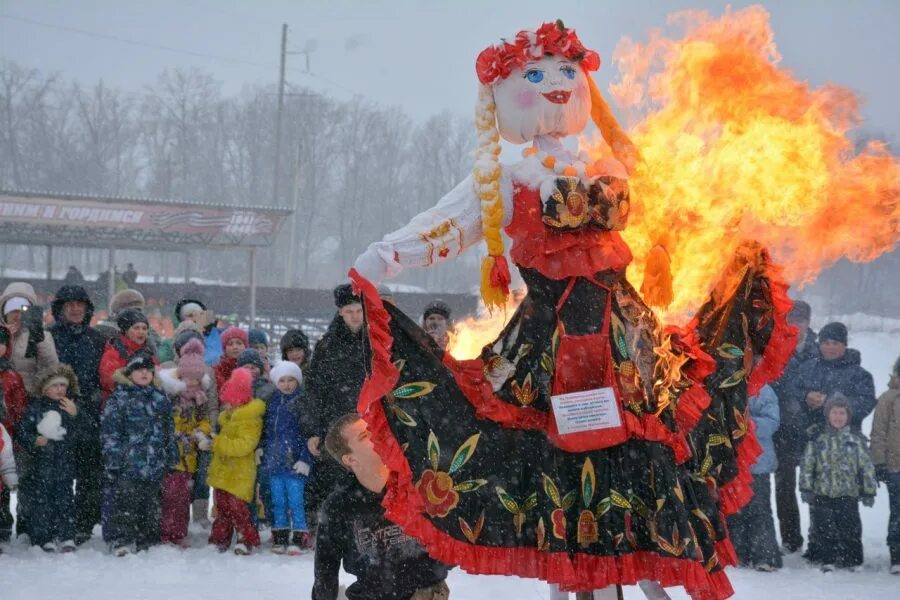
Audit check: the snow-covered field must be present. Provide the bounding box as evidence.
[3,329,898,600]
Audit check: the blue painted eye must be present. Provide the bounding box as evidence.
[560,66,576,80]
[525,69,544,83]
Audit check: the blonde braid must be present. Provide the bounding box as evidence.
[473,84,508,311]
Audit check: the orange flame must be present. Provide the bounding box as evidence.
[447,290,524,359]
[601,5,899,320]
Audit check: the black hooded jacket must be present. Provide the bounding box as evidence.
[300,314,368,441]
[48,285,107,418]
[793,347,877,435]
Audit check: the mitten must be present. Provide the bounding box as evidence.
[192,430,211,451]
[292,460,311,476]
[37,411,67,441]
[255,448,263,465]
[861,496,875,508]
[800,491,814,504]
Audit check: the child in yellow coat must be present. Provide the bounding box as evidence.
[207,367,265,554]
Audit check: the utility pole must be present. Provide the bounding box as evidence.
[285,142,301,287]
[272,23,288,207]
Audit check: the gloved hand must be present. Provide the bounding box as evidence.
[192,430,211,452]
[800,491,814,504]
[292,460,311,476]
[36,411,66,441]
[861,496,875,508]
[875,465,889,482]
[255,448,263,465]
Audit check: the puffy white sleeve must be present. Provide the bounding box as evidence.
[0,425,17,488]
[353,170,514,284]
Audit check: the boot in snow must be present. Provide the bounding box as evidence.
[233,540,252,555]
[271,529,289,554]
[192,499,211,528]
[288,530,311,555]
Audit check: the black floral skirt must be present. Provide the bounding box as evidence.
[349,243,795,600]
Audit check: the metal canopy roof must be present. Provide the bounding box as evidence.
[0,189,292,250]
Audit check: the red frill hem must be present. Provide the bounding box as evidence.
[350,269,735,600]
[719,419,763,516]
[509,231,634,280]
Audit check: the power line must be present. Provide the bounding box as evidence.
[0,12,363,96]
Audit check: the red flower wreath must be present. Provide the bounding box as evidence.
[476,20,601,85]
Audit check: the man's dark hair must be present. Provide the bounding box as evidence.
[324,413,362,466]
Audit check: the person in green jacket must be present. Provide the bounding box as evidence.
[800,393,877,571]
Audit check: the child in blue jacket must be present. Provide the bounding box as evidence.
[261,360,313,554]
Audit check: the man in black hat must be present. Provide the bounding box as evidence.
[770,300,819,553]
[794,321,876,435]
[300,284,368,535]
[48,285,108,544]
[422,300,452,351]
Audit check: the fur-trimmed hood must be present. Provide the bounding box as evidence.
[31,362,80,398]
[158,366,212,396]
[111,367,161,389]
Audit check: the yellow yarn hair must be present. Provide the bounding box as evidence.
[474,84,507,311]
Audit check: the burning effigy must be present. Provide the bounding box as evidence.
[349,8,898,600]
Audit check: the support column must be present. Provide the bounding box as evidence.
[249,247,258,327]
[46,245,53,280]
[184,252,192,284]
[107,247,116,308]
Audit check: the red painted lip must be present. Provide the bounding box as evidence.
[542,90,571,104]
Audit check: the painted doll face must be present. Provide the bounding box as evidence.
[492,56,591,144]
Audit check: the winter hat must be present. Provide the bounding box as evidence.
[220,326,248,350]
[270,360,303,386]
[423,300,451,321]
[178,337,206,381]
[42,375,70,394]
[3,296,30,316]
[333,284,361,308]
[110,289,145,315]
[117,308,148,334]
[824,392,852,421]
[173,326,204,357]
[248,328,268,347]
[236,348,264,371]
[280,329,310,359]
[177,300,205,322]
[124,350,156,377]
[788,300,811,323]
[819,322,848,346]
[220,367,253,407]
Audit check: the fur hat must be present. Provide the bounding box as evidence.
[236,348,264,371]
[220,327,248,351]
[819,322,848,346]
[333,284,361,308]
[423,300,451,321]
[270,360,303,386]
[248,328,268,348]
[280,329,309,359]
[110,289,145,315]
[31,363,80,398]
[178,338,206,381]
[117,308,148,334]
[824,392,852,422]
[220,367,253,407]
[124,350,156,377]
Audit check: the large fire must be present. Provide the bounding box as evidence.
[607,5,899,319]
[449,5,898,359]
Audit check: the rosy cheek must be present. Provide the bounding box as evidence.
[574,84,590,103]
[514,89,539,109]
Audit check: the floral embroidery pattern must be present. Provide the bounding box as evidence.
[416,431,486,518]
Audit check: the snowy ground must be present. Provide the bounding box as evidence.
[3,330,898,600]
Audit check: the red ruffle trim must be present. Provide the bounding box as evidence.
[442,353,548,430]
[509,229,634,281]
[350,269,734,600]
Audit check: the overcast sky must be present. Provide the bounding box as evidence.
[1,0,898,141]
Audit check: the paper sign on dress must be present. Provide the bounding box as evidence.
[550,387,621,435]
